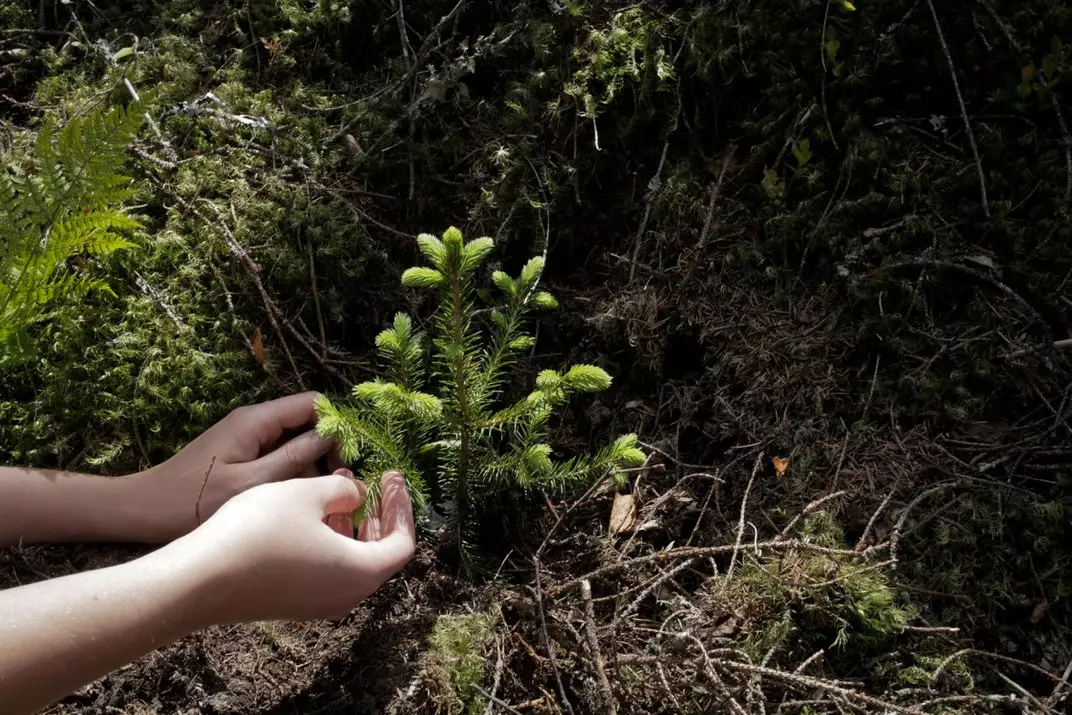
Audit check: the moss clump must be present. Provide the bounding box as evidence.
[425,607,498,715]
[723,511,913,662]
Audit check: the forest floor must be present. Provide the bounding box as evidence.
[3,0,1072,713]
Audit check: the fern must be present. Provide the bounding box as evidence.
[0,104,143,366]
[316,227,645,557]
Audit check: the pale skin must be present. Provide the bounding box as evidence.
[0,392,416,715]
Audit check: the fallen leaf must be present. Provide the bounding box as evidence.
[609,492,636,535]
[712,615,741,638]
[773,456,790,480]
[964,254,999,271]
[251,327,266,366]
[1030,599,1049,624]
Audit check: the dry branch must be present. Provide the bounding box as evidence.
[925,0,989,217]
[581,579,617,715]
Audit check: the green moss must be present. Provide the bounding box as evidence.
[426,607,498,715]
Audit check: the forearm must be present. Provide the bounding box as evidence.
[0,467,165,547]
[0,537,217,714]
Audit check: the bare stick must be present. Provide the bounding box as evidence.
[724,454,762,588]
[581,580,617,715]
[306,237,327,359]
[883,258,1044,327]
[711,657,928,715]
[629,137,671,282]
[395,0,413,64]
[890,481,957,567]
[697,145,736,249]
[933,648,1071,687]
[777,490,848,541]
[529,469,621,715]
[994,671,1055,714]
[856,488,895,551]
[551,538,880,597]
[629,94,681,281]
[472,685,524,715]
[925,0,989,216]
[530,575,574,715]
[656,662,682,711]
[134,271,186,328]
[794,649,824,673]
[1055,100,1072,211]
[818,0,840,151]
[677,632,749,715]
[615,557,697,626]
[482,636,506,715]
[198,201,304,385]
[195,455,216,527]
[861,355,881,421]
[1046,652,1072,707]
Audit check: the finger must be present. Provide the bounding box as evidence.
[326,444,346,473]
[251,429,334,482]
[351,471,415,576]
[231,391,323,451]
[326,513,354,537]
[358,510,381,542]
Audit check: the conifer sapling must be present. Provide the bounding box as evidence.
[315,227,645,553]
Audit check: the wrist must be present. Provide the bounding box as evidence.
[157,524,246,626]
[118,468,184,543]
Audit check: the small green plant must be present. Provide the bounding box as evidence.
[315,227,645,554]
[0,104,143,366]
[425,607,498,715]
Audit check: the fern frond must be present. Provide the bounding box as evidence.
[0,103,143,365]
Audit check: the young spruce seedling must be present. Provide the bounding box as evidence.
[315,227,644,556]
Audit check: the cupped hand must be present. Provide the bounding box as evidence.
[133,392,338,542]
[183,470,416,622]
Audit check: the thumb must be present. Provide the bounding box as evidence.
[294,473,366,518]
[252,429,334,482]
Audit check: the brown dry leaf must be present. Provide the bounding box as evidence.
[711,615,741,639]
[251,327,266,366]
[1029,599,1049,624]
[772,456,790,480]
[608,492,636,535]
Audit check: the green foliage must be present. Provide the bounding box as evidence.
[316,227,645,552]
[425,607,498,715]
[564,7,675,122]
[730,511,914,660]
[0,104,143,366]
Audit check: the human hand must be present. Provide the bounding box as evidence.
[131,392,337,542]
[180,469,416,622]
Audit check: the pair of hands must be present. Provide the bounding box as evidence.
[142,392,415,622]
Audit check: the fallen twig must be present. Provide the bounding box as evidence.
[551,538,884,597]
[818,0,839,151]
[724,453,762,589]
[697,144,736,249]
[925,0,989,216]
[473,684,524,715]
[581,579,617,715]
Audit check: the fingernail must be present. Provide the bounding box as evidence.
[335,467,354,479]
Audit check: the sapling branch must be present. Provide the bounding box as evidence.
[315,227,645,559]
